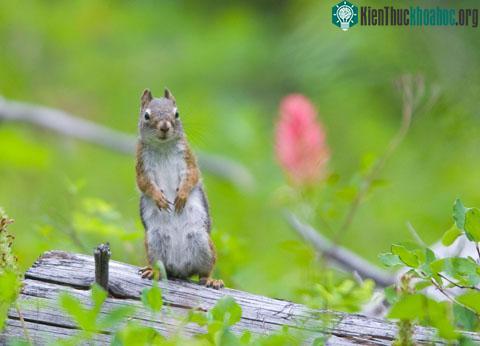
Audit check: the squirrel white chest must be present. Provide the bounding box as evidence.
[142,143,187,201]
[139,141,212,278]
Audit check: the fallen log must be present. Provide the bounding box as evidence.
[2,250,479,345]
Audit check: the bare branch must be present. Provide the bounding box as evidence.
[0,97,254,189]
[284,211,396,287]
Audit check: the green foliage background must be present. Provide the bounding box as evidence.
[1,0,480,302]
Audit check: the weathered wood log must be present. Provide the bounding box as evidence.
[2,251,479,345]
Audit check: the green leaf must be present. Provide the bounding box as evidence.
[459,336,478,346]
[427,301,458,340]
[239,331,252,345]
[141,283,163,312]
[58,285,112,334]
[442,224,462,246]
[215,328,242,346]
[453,198,467,230]
[98,305,135,330]
[59,293,92,331]
[0,270,21,330]
[430,257,480,287]
[418,248,436,276]
[91,284,107,315]
[388,294,424,320]
[453,303,478,331]
[209,296,242,327]
[425,248,436,264]
[8,341,31,346]
[206,320,223,336]
[391,244,419,268]
[188,311,208,326]
[112,322,165,346]
[378,253,403,267]
[464,208,480,242]
[414,280,432,291]
[389,294,458,340]
[384,286,398,305]
[457,291,480,314]
[337,279,355,294]
[313,336,327,346]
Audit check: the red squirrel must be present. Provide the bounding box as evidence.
[136,88,223,289]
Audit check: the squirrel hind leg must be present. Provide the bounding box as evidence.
[139,266,156,280]
[198,237,223,289]
[199,277,224,289]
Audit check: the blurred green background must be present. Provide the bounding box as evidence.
[1,0,480,301]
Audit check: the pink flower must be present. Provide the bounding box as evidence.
[275,94,330,186]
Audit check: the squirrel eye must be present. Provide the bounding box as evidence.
[144,111,150,120]
[175,111,179,119]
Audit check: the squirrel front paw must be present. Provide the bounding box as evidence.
[174,191,188,213]
[154,192,171,211]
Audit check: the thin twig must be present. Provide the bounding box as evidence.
[431,279,458,302]
[438,273,478,291]
[430,279,479,316]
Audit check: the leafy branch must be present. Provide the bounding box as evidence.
[380,198,480,341]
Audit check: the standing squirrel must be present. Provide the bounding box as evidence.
[136,88,223,289]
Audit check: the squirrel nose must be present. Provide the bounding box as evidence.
[159,122,170,132]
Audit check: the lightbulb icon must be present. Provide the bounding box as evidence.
[336,5,353,31]
[332,1,358,31]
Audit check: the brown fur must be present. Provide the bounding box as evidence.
[174,140,200,212]
[208,237,217,266]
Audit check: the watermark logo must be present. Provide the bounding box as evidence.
[330,2,478,29]
[332,1,358,31]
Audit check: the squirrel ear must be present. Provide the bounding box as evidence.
[141,89,153,108]
[164,88,176,103]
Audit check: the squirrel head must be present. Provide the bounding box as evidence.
[138,88,183,143]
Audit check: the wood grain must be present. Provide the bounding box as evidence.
[2,250,479,345]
